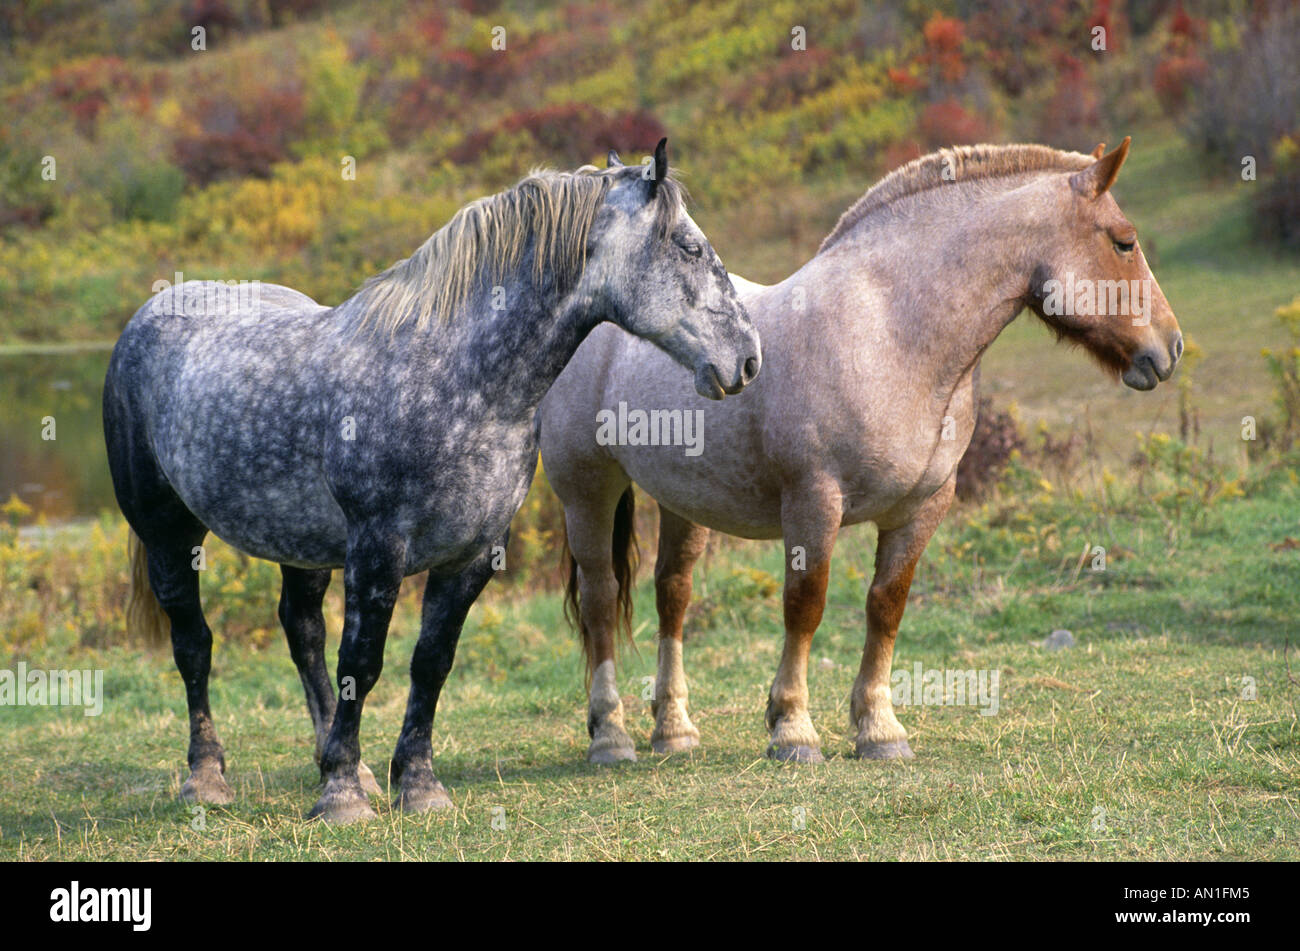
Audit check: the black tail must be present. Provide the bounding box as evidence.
[562,487,640,681]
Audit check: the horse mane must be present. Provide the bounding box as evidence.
[818,143,1097,253]
[350,166,685,333]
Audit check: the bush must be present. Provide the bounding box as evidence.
[956,397,1026,501]
[450,103,666,164]
[1180,4,1300,165]
[172,86,306,184]
[1256,136,1300,249]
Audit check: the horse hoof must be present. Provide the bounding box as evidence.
[855,738,915,760]
[651,733,700,754]
[394,780,453,814]
[358,761,383,797]
[180,766,235,805]
[766,744,824,764]
[308,780,379,824]
[588,743,637,765]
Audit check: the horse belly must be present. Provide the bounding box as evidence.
[618,447,784,539]
[179,469,348,568]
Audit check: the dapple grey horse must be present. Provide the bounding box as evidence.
[104,141,761,822]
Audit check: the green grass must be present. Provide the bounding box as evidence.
[3,460,1298,860]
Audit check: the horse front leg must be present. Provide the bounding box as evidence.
[851,479,954,759]
[277,565,382,796]
[766,480,841,763]
[390,541,500,814]
[308,531,405,824]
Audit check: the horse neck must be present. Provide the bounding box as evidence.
[462,276,595,410]
[819,182,1045,395]
[423,269,598,420]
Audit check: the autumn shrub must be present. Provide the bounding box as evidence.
[449,103,666,164]
[956,397,1026,501]
[918,99,991,148]
[172,85,306,184]
[1255,136,1300,249]
[1178,3,1299,169]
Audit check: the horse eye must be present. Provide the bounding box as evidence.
[676,240,702,258]
[1113,238,1136,253]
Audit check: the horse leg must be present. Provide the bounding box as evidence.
[650,506,708,754]
[277,566,381,796]
[766,480,840,763]
[566,484,638,764]
[852,480,954,759]
[308,532,405,824]
[390,540,500,813]
[147,531,235,804]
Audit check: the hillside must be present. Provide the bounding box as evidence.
[1,0,1297,442]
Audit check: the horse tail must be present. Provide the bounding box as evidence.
[562,486,640,682]
[126,530,170,646]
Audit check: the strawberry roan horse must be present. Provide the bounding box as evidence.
[104,143,761,822]
[540,139,1182,763]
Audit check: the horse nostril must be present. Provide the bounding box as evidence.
[1172,333,1184,363]
[742,356,760,384]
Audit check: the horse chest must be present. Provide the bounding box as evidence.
[399,435,536,574]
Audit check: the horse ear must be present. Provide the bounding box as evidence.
[651,137,668,191]
[607,149,623,168]
[1091,142,1106,159]
[1071,136,1130,199]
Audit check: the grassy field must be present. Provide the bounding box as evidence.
[3,447,1298,861]
[3,0,1299,863]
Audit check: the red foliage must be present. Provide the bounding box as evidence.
[1154,1,1209,114]
[921,13,966,83]
[1086,0,1114,40]
[923,14,964,53]
[881,140,923,171]
[955,397,1025,501]
[449,103,666,164]
[1169,2,1206,41]
[1038,53,1100,146]
[47,57,153,135]
[886,66,922,94]
[172,87,305,184]
[725,48,834,111]
[918,100,990,148]
[1153,53,1208,112]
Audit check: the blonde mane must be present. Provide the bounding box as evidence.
[819,143,1096,252]
[350,166,684,334]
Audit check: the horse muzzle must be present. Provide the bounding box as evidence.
[1123,333,1182,391]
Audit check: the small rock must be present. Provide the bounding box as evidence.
[819,656,835,670]
[1043,629,1075,651]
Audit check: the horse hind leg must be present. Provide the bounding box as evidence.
[277,566,381,796]
[565,484,638,764]
[650,506,708,754]
[145,528,236,804]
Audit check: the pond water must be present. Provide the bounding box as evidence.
[0,347,117,523]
